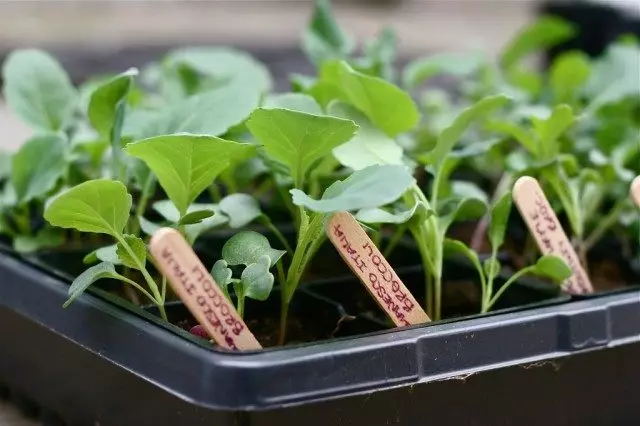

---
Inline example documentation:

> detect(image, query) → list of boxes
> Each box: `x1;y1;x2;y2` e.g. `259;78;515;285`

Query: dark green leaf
88;68;138;139
178;209;215;226
532;255;573;282
488;191;512;251
116;234;147;270
222;231;285;267
64;262;122;308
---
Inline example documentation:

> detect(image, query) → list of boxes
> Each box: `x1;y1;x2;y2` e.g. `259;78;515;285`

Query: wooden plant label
632;176;640;208
326;212;430;326
150;228;261;351
512;176;593;294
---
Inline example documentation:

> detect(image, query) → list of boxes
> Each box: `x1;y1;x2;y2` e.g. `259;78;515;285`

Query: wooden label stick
326;212;430;326
632;176;640;208
150;228;261;351
512;176;593;294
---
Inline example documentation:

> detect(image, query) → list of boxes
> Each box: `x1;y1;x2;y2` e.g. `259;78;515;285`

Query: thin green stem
131;176;155;236
485;266;534;312
117;275;158;304
383;223;407;258
161;275;167;302
237;295;245;318
584;198;628;251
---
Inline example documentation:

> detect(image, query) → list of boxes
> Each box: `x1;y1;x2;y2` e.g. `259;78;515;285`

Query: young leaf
302;0;354;65
222;231;285;267
550;51;591;104
240;255;274;301
211;259;233;287
485;120;537;155
356;201;431;224
263;93;323;115
63;262;123;308
44;179;132;237
219;194;262;228
442;238;484;279
178;209;214;226
427;95;510;167
116;234;147;270
13;228;64;254
151;200;227;243
438;198;488;235
329;102;404;171
319;60;420;136
483;258;502;280
532;104;575;159
403;51;484;90
500;16;576;70
488;191;512;251
246;108;357;187
532;255;573;282
88;68;138;138
125;134;255;217
83;244;119;265
291;164;414;213
2;49;77;131
11;133;67;203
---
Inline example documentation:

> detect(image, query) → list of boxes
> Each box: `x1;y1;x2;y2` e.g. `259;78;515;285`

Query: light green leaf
550;51;591;104
178;209;214;226
88;68;138;138
44;179;131;237
2;49;77;131
451;181;489;204
302;0;354;65
320;60;420;136
329;102;404;171
403;51;484;89
438;197;487;235
222;231;285;267
443;238;484;280
355;201;431;224
531;104;575;159
586;43;640;111
150;200;227;243
483;257;502;279
11;133;67;203
13;228;64;253
246;108;357;187
500;16;576;70
64;262;122;308
125;133;255;217
532;255;573;282
488;191;512;251
83;244;119;265
291;164;414;213
428;95;510;166
116;234;146;270
219;193;262;228
263;93;323;114
138;216;161;236
485;120;537;155
240;255;274;301
211;259;233;300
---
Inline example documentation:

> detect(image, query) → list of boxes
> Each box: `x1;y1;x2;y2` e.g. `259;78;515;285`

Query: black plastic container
2;243;640;425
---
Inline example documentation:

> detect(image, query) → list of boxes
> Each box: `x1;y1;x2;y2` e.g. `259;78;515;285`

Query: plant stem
383;223;407;258
484;266;533;312
470;172;512;252
131;175;155;236
278;295;290;346
583;198;628;251
260;215;293;255
237;295;245;318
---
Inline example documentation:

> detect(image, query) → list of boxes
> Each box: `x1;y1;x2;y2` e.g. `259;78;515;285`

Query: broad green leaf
219;194;262;228
500;16;576;70
355;201;431;224
438;197;487;236
443;238;484;280
44;179;132;237
263;93;323;114
64;262;123;308
11;133;67;203
125;133;255;217
403;51;484;89
291;164;414;213
320;60;420;136
302;0;354;65
246;108;357;187
2;49;77;131
483;257;502;279
240;255;274;301
13;228;64;253
178;209;214;226
211;259;233;300
550;51;591;104
83;244;119;265
488;191;512;251
428;95;510;166
88;68;138;138
531;104;575;159
222;231;285;267
329;102;404;171
532;255;573;282
116;234;147;270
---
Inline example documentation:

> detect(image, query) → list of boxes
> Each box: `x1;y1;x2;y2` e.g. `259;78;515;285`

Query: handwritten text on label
632;176;640;208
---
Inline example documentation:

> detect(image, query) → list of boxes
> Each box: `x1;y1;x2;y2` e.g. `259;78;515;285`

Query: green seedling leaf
44;179;131;237
240;255;274;301
126;133;255;217
550;51;591;104
83;244;119;265
116;234;147;270
532;104;575;159
355;201;431;224
483;257;502;280
11;133;67;203
246;108;357;187
13;228;64;254
178;209;214;226
151;200;227;243
219;194;262;228
500;16;576;70
319;60;420;136
586;43;640;111
428;95;510;166
302;0;354;65
88;68;138;138
0;151;12;180
532;255;573;282
329;102;404;171
64;262;123;308
2;49;77;131
403;51;484;89
485;120;537;155
211;259;233;288
451;181;489;204
443;238;484;278
291;164;414;213
438;197;488;235
488;191;512;251
263;93;323;114
222;231;285;267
